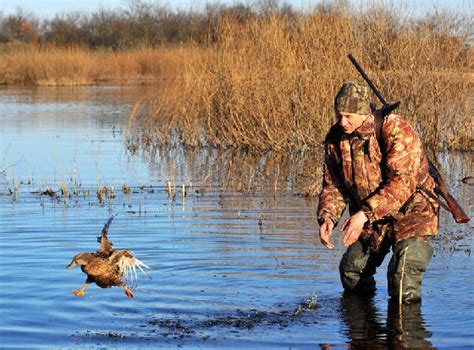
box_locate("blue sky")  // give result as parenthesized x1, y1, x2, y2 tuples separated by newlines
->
(0, 0, 471, 18)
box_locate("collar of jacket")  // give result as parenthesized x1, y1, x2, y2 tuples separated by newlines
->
(350, 114, 375, 140)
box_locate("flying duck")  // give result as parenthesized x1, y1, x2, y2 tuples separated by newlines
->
(67, 215, 150, 298)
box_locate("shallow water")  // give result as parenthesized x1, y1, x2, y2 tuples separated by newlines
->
(0, 86, 473, 349)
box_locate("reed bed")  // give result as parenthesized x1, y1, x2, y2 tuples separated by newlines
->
(0, 44, 192, 85)
(129, 5, 472, 153)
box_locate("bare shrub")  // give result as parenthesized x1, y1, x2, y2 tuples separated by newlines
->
(130, 4, 472, 153)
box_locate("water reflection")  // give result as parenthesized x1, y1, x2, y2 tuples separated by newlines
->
(131, 144, 325, 196)
(338, 293, 433, 349)
(386, 301, 433, 348)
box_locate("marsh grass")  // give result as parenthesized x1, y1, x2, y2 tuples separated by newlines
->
(129, 5, 472, 153)
(0, 44, 191, 85)
(2, 171, 204, 208)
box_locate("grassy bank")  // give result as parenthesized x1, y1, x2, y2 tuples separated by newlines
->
(128, 5, 472, 153)
(0, 44, 194, 85)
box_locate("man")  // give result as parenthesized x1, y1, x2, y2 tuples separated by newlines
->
(317, 81, 439, 303)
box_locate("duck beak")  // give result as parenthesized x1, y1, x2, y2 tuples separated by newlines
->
(67, 261, 77, 269)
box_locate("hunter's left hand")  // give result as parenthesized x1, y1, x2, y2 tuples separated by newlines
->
(340, 211, 368, 247)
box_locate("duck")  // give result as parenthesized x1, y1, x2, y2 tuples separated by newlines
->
(67, 215, 150, 298)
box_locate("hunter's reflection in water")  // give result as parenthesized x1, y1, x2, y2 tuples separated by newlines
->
(322, 293, 433, 349)
(386, 300, 433, 349)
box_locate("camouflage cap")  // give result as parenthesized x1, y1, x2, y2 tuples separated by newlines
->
(334, 81, 370, 115)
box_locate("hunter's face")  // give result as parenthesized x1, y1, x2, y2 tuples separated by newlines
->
(337, 111, 368, 134)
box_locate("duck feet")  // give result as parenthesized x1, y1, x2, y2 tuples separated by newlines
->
(72, 289, 85, 297)
(124, 286, 134, 298)
(72, 284, 88, 297)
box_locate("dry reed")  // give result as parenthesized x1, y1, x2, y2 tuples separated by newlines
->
(0, 44, 192, 85)
(129, 5, 472, 153)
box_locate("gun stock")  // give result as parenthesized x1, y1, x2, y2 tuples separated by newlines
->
(429, 162, 470, 223)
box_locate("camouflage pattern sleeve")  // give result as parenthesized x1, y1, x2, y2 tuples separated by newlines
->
(317, 141, 349, 226)
(363, 115, 423, 222)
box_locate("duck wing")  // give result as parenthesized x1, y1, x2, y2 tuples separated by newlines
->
(109, 250, 151, 289)
(96, 215, 116, 255)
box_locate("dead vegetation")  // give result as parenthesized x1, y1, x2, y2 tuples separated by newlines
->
(128, 4, 472, 153)
(0, 45, 192, 85)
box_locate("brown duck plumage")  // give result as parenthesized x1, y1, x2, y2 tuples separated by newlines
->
(67, 215, 150, 298)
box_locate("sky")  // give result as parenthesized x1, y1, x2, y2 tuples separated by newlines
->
(0, 0, 471, 18)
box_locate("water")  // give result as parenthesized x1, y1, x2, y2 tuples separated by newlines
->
(0, 86, 473, 349)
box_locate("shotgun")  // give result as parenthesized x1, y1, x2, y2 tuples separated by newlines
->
(347, 53, 469, 224)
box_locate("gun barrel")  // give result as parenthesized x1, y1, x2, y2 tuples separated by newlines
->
(347, 53, 388, 106)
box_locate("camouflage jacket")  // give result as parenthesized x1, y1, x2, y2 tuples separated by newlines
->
(317, 114, 439, 250)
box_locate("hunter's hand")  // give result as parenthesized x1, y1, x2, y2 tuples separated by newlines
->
(319, 218, 335, 249)
(340, 211, 368, 247)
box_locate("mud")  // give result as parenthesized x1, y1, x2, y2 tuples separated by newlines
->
(147, 294, 318, 340)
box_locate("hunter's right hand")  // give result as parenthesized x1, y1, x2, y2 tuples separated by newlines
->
(319, 218, 335, 249)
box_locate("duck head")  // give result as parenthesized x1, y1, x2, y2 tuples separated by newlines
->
(67, 252, 95, 269)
